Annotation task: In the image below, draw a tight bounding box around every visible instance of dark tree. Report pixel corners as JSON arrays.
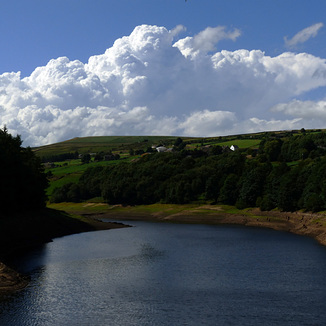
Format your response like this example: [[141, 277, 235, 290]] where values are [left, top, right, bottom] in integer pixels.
[[81, 153, 91, 164], [236, 162, 271, 209], [0, 127, 48, 212], [174, 137, 183, 147], [218, 174, 239, 205], [262, 139, 283, 161]]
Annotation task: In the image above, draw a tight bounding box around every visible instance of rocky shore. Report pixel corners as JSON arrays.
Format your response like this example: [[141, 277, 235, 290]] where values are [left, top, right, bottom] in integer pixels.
[[0, 262, 30, 294]]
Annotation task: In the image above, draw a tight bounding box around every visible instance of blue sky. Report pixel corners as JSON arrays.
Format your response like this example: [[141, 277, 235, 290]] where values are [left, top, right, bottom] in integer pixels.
[[1, 0, 326, 145], [1, 0, 325, 76]]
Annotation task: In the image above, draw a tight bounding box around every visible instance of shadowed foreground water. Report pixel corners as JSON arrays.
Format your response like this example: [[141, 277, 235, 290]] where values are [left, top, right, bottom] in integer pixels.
[[1, 221, 326, 325]]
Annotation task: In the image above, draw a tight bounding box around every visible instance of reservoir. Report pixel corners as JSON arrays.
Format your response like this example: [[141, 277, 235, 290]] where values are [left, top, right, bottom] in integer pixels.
[[1, 221, 326, 325]]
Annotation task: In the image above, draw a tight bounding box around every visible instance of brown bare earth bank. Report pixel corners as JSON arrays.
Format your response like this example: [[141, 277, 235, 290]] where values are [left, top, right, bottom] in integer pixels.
[[67, 203, 326, 247]]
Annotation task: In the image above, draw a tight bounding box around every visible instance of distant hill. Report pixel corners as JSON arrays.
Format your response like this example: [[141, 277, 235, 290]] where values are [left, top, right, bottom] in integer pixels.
[[33, 135, 185, 157], [32, 131, 289, 158], [33, 129, 324, 159]]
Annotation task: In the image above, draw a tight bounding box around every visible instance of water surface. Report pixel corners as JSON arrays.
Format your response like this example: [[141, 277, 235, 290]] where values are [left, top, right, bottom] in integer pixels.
[[1, 221, 326, 325]]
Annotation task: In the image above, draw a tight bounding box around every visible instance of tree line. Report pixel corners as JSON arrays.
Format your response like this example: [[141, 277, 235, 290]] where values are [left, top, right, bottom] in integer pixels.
[[50, 131, 326, 212], [0, 127, 48, 213], [40, 151, 79, 163]]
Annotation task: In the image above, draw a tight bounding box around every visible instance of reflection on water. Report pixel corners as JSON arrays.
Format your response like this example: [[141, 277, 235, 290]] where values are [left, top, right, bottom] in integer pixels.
[[1, 222, 326, 325]]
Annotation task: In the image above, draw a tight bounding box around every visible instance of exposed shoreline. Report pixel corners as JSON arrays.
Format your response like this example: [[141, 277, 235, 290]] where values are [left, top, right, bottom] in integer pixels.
[[1, 204, 326, 296], [79, 204, 326, 247]]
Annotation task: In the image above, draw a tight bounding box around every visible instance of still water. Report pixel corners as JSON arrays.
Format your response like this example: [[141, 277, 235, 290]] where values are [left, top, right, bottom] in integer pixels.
[[1, 221, 326, 325]]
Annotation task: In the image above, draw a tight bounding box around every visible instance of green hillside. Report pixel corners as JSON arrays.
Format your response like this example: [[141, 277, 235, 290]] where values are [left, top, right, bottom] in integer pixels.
[[34, 133, 265, 198], [35, 128, 325, 203], [33, 133, 267, 158], [33, 135, 184, 157]]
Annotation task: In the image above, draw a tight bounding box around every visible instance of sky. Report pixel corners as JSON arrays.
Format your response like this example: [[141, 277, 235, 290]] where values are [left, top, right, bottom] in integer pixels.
[[1, 0, 326, 146]]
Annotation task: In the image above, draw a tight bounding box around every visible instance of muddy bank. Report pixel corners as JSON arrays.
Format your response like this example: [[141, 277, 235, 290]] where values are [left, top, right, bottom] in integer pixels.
[[85, 205, 326, 247]]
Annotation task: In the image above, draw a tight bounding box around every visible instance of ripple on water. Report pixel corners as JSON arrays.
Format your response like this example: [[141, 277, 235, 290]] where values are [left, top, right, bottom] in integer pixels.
[[1, 222, 326, 326]]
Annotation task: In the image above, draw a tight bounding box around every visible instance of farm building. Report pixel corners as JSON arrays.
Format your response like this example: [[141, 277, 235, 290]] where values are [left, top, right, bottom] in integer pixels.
[[156, 146, 167, 152], [230, 145, 239, 151]]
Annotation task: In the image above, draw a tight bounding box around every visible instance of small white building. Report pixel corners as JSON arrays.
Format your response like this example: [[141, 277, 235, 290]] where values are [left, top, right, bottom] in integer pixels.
[[230, 145, 239, 151], [156, 146, 167, 152]]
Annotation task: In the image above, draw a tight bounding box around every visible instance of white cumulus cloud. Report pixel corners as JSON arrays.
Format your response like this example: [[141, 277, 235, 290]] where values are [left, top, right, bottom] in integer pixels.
[[174, 26, 241, 58], [179, 110, 237, 136], [284, 23, 324, 48], [0, 24, 326, 146], [272, 100, 326, 123]]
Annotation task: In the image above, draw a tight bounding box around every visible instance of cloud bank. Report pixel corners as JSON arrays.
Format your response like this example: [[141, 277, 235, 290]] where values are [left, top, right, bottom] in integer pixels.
[[1, 24, 326, 146]]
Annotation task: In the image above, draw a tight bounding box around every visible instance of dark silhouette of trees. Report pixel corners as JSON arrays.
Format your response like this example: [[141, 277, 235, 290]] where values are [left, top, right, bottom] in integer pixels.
[[0, 127, 48, 212], [260, 139, 283, 161], [236, 162, 272, 209], [39, 151, 79, 163], [81, 153, 91, 164], [218, 174, 239, 205]]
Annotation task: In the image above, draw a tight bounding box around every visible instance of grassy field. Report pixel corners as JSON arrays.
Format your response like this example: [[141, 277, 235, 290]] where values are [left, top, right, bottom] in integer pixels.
[[215, 139, 261, 148], [34, 135, 185, 157], [45, 158, 126, 196]]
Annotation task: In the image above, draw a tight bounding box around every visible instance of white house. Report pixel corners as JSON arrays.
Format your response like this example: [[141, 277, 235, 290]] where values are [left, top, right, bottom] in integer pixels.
[[230, 145, 239, 151], [156, 146, 167, 152]]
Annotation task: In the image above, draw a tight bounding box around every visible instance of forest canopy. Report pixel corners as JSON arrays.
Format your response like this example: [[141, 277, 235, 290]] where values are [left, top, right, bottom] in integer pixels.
[[0, 127, 48, 213], [50, 130, 326, 213]]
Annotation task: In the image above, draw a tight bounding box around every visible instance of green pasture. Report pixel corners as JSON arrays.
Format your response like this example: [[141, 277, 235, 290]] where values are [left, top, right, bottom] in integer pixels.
[[47, 158, 123, 175], [45, 158, 126, 196], [34, 135, 184, 157], [216, 139, 261, 148], [47, 174, 81, 196]]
